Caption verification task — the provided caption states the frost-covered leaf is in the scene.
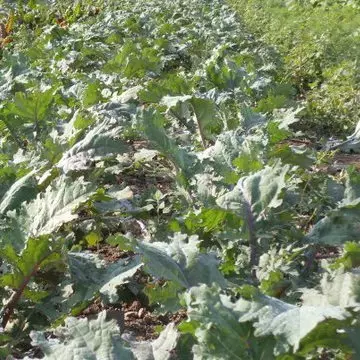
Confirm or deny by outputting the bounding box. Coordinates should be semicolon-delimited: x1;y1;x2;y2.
123;323;180;360
306;207;360;245
273;107;302;130
137;234;226;289
306;169;360;245
239;107;267;131
301;269;360;308
57;119;129;174
68;252;142;304
183;285;275;360
217;162;290;218
236;294;350;353
160;95;192;108
27;311;134;360
13;176;96;237
115;85;143;103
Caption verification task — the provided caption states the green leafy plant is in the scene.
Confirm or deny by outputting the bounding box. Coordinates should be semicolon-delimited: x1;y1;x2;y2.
0;0;359;358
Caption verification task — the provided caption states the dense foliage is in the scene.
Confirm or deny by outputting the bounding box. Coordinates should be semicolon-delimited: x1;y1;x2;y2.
0;0;360;358
230;0;360;136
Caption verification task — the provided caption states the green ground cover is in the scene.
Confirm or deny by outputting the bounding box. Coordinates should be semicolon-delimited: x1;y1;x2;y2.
230;0;360;136
0;0;359;359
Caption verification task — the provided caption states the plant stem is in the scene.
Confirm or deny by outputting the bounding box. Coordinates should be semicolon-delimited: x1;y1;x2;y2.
1;263;40;329
243;199;259;283
190;103;207;148
2;118;26;150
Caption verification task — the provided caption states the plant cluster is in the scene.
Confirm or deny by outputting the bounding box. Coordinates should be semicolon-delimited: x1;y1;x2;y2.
230;0;360;136
0;0;359;359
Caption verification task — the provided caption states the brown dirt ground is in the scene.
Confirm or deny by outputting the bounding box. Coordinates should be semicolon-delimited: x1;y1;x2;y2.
84;246;187;341
80;297;187;341
88;243;134;262
332;153;360;170
281;138;360;172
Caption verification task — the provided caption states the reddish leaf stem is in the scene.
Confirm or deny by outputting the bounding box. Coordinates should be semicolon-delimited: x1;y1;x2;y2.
244;200;259;283
1;263;40;329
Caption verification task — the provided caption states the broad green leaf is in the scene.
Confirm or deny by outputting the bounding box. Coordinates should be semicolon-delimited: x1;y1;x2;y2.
267;121;291;146
123;323;180;360
151;323;180;360
333;119;360;153
192;172;224;204
105;41;160;78
13;176;96;237
202;128;265;176
27;311;134;360
137;241;189;288
93;186;134;214
82;80;103;107
183;285;275;360
139;74;191;103
160;96;220;141
332;242;360;270
343;167;360;205
191;97;220;139
184;208;229;233
160;95;192;108
205;58;248;90
236;294;350;354
233;152;263;174
306;207;360;245
115;85;143;103
273;108;303;130
139;108;198;177
68;252;142;304
269;144;314;169
9;89;53;123
137;234;227;289
0;169;38;215
106;234;134;251
0;216;27;250
217;162;290;218
239;107;267;132
296;317;353;356
1;0;359;358
306;169;360;245
345;324;360;359
0;236;61;295
57;119;130;174
37;252;142;322
144;281;184;313
84;231;102;247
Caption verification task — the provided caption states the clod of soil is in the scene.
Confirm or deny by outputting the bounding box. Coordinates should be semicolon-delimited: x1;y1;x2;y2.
88;243;134;263
79;298;187;341
123;300;187;341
